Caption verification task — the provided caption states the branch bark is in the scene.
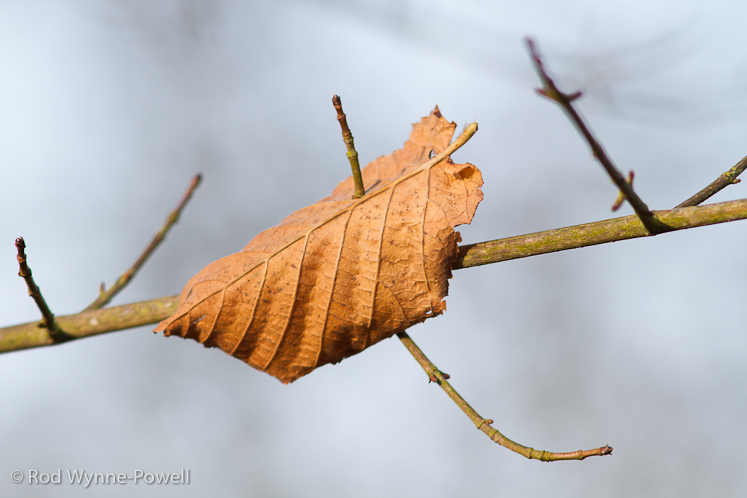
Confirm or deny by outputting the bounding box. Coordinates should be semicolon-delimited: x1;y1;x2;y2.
454;198;747;269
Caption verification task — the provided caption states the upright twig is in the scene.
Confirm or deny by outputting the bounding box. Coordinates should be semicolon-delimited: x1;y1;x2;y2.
676;155;747;208
14;238;69;342
15;238;54;331
332;95;366;199
85;174;202;311
397;332;612;461
525;38;666;235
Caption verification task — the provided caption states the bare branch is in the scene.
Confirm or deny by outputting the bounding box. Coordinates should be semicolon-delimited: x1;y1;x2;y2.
2;198;746;354
1;296;180;353
525;37;665;235
397;331;612;461
454;198;747;269
85;174;202;311
676;155;747;208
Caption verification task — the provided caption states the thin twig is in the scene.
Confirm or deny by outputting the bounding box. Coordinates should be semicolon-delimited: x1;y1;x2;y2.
2;296;180;352
15;238;55;330
14;238;70;342
332;95;366;199
2;198;747;354
612;171;634;212
525;37;665;235
676;155;747;208
397;331;612;461
85;174;202;311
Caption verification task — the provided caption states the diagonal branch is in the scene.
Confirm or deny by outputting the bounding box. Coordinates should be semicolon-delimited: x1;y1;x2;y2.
525;37;666;235
2;198;746;354
397;331;612;460
85;174;201;311
676;155;747;208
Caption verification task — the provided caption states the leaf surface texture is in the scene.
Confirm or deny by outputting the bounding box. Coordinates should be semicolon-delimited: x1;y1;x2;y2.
155;108;483;383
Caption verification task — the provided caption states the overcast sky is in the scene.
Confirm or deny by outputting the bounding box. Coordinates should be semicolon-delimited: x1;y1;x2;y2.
1;1;746;497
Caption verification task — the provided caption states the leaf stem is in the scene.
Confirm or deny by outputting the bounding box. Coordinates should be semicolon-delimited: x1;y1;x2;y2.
396;331;612;460
332;95;366;199
85;174;201;311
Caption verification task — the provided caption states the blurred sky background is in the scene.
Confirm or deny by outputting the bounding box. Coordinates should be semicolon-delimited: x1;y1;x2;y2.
1;1;746;497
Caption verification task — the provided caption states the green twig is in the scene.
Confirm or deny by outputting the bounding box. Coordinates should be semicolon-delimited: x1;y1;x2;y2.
85;174;201;311
332;95;365;199
676;155;747;208
525;37;665;235
2;198;746;354
611;171;634;212
397;331;612;461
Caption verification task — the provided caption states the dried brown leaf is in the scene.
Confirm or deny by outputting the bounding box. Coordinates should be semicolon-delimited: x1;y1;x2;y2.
155;108;483;383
